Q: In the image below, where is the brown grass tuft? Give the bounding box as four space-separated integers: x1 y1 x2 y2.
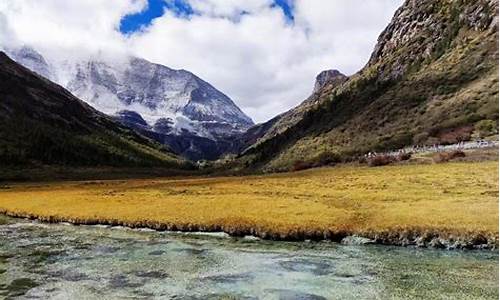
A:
368 155 396 167
397 152 412 161
433 150 466 163
291 160 313 171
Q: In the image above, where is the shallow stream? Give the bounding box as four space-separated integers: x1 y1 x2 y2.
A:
0 217 497 299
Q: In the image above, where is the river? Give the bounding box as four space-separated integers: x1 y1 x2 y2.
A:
0 217 497 299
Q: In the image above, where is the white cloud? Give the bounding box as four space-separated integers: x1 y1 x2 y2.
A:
0 0 403 123
0 0 145 56
188 0 271 18
0 12 18 47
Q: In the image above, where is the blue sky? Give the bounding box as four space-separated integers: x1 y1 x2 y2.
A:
120 0 294 34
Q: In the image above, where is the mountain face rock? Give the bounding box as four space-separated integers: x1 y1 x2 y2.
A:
65 57 254 137
4 48 254 160
0 52 189 169
313 70 347 94
235 68 349 154
237 0 498 172
7 46 52 79
368 0 498 80
115 110 151 131
112 110 240 161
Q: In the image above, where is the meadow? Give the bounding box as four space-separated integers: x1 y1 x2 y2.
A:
0 161 497 247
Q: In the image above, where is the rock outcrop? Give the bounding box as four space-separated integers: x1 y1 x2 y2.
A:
313 70 347 94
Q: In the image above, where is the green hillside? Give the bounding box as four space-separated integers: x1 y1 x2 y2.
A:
238 0 499 172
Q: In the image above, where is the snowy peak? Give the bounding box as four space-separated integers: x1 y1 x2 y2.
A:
5 47 254 141
6 46 52 79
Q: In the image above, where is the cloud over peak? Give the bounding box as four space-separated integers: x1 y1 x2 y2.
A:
0 0 403 123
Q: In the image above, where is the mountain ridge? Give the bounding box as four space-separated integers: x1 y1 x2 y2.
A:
234 0 499 172
3 0 497 170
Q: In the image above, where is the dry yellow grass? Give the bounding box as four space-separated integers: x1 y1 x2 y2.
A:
0 161 498 244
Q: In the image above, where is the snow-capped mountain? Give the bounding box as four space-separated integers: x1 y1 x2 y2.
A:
65 56 254 139
6 46 53 80
5 46 254 160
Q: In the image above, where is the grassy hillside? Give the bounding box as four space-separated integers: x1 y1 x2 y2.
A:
0 52 193 172
237 0 499 172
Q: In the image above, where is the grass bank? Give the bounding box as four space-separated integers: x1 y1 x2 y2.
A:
0 161 497 249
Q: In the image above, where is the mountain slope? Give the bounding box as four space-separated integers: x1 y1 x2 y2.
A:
113 109 242 161
5 48 254 160
235 69 348 153
238 0 498 172
0 51 191 169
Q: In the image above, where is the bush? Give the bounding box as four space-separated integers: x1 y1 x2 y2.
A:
450 150 466 159
474 120 498 138
312 151 341 167
358 156 367 164
432 153 448 163
291 160 313 171
368 155 396 167
397 152 412 161
290 152 341 172
413 132 430 145
437 126 473 144
433 150 466 163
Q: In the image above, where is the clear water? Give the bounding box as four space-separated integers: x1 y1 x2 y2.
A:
0 217 497 299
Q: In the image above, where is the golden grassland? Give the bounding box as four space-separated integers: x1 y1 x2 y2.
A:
0 161 498 246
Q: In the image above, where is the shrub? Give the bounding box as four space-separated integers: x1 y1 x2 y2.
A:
290 152 341 171
413 132 430 145
437 126 473 144
291 160 313 171
397 152 412 161
311 151 341 167
433 150 466 163
474 120 498 138
450 150 466 159
432 153 448 163
368 155 396 167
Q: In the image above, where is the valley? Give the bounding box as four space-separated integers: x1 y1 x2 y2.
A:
0 158 497 249
0 0 498 298
2 0 497 170
0 0 497 244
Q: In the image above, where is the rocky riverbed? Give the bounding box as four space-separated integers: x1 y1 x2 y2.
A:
0 216 498 299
